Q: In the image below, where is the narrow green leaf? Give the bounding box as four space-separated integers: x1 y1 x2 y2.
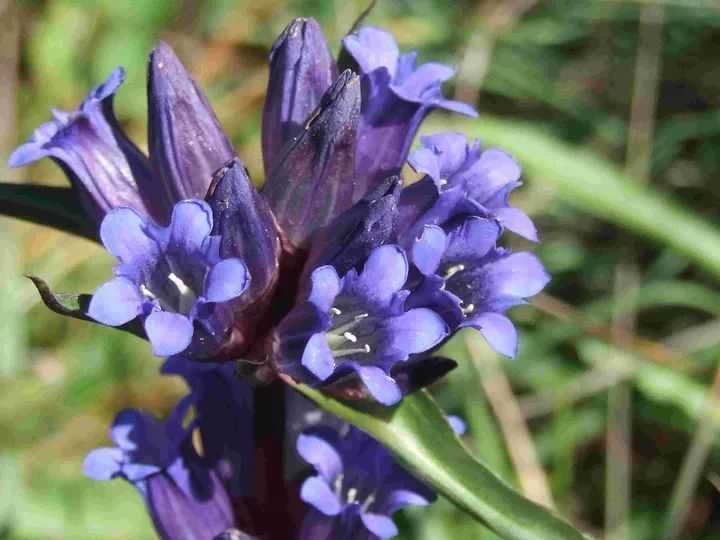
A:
284 379 588 540
433 116 720 284
0 183 97 241
26 275 144 339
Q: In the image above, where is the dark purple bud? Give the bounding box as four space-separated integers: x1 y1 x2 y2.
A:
8 68 169 223
304 175 401 277
262 70 361 248
148 42 236 203
262 18 337 173
206 158 280 305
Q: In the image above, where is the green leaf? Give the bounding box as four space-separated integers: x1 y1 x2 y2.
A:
27 275 144 339
284 379 588 540
0 183 97 241
433 116 720 284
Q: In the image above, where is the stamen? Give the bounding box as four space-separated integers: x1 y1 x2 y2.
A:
444 264 465 280
168 272 191 296
462 303 475 315
343 331 357 343
346 487 358 504
330 312 370 336
362 492 376 512
333 474 344 497
440 178 448 186
140 284 157 300
333 344 371 357
330 307 342 315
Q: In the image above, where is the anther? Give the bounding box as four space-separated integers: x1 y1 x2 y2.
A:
444 264 465 280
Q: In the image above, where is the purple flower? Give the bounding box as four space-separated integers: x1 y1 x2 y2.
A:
297 425 435 539
276 244 448 405
162 356 253 497
83 396 235 540
8 68 169 223
400 132 538 244
343 27 477 199
87 199 250 357
10 42 237 226
412 217 550 357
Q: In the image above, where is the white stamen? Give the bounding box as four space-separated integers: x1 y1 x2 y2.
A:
168 272 191 296
444 263 465 280
346 487 358 504
330 307 342 315
140 284 157 300
440 178 448 186
462 303 475 315
343 331 358 343
333 344 371 357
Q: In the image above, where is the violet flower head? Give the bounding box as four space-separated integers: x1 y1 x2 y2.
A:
412 217 550 357
343 27 477 198
83 396 235 540
276 244 448 405
297 425 435 539
406 132 538 241
8 68 168 223
87 199 250 357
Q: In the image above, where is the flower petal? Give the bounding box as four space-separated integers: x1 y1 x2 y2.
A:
383 308 448 360
308 266 341 312
343 26 400 76
296 430 343 482
204 258 250 303
167 200 214 255
300 476 342 516
360 512 398 539
88 277 143 326
144 311 194 356
302 333 335 380
467 312 518 358
357 366 401 406
494 207 538 242
357 245 408 308
100 207 161 281
412 226 446 276
82 447 124 481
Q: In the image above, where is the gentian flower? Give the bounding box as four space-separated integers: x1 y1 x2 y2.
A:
399 132 538 246
297 425 436 539
343 27 477 198
87 199 250 357
10 42 237 225
412 217 550 357
83 396 236 540
276 244 448 405
162 356 253 497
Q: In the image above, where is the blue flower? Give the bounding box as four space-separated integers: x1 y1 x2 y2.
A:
162 356 254 497
9 42 237 225
276 244 448 405
343 27 477 198
87 199 250 357
83 396 236 540
412 217 550 357
297 425 435 539
403 132 538 242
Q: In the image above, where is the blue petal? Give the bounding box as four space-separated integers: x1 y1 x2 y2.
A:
88 277 143 326
144 311 194 356
82 447 124 481
100 207 161 281
343 26 400 76
296 431 343 482
357 245 408 308
360 512 398 539
167 200 214 255
308 266 341 312
357 366 401 406
204 258 250 303
447 415 467 436
300 476 342 516
302 333 335 380
384 308 448 360
488 252 550 298
467 312 518 358
412 226 446 276
494 207 538 242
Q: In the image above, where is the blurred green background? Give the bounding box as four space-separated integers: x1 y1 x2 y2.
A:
2 0 720 538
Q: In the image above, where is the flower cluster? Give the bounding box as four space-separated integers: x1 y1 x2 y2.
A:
11 16 548 539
